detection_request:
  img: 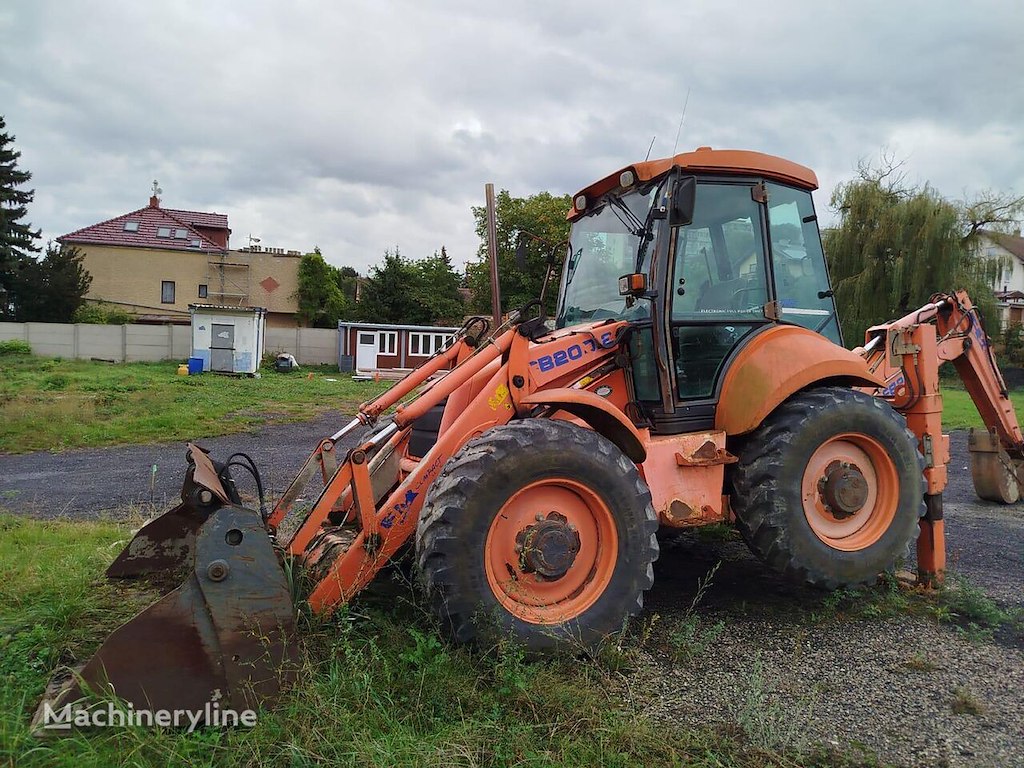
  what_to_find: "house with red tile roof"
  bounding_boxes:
[979,229,1024,326]
[58,194,302,327]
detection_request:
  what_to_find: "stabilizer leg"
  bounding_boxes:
[917,493,945,587]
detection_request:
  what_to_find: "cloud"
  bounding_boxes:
[1,0,1021,274]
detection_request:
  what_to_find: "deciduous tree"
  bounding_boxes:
[467,190,572,316]
[824,158,1011,344]
[295,248,354,328]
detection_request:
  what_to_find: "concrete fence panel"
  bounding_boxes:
[265,327,337,366]
[25,322,76,358]
[172,326,191,359]
[76,324,123,361]
[1,321,341,367]
[0,322,28,343]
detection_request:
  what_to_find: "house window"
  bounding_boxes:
[377,331,397,356]
[161,281,175,304]
[174,228,188,239]
[123,221,139,232]
[157,227,171,238]
[408,332,454,356]
[189,239,201,248]
[198,284,208,299]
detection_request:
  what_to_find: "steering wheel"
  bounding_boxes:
[731,286,763,312]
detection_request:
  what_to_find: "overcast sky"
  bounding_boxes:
[2,1,1022,273]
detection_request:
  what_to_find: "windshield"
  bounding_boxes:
[555,182,662,329]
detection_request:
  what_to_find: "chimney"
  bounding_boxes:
[149,195,160,208]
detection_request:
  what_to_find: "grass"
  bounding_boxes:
[939,386,1024,430]
[0,355,389,454]
[0,355,1017,455]
[0,513,882,768]
[950,687,986,716]
[804,571,1020,642]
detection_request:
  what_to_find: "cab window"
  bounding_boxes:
[672,184,768,321]
[767,183,841,343]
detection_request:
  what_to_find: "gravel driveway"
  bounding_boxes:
[1,425,1021,766]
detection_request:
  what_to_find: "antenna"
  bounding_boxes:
[671,88,691,156]
[644,135,656,162]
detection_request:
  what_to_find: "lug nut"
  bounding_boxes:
[535,513,545,522]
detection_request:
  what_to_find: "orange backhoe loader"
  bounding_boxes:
[37,147,1024,726]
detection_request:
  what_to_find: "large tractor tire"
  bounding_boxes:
[416,419,659,650]
[730,387,925,589]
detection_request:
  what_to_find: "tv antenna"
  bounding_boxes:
[644,135,657,161]
[671,88,691,156]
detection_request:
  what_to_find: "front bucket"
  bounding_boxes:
[33,449,297,732]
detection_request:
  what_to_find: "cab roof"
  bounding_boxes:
[568,147,818,220]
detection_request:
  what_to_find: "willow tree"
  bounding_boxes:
[824,164,1006,346]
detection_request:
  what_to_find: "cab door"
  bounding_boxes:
[667,182,772,408]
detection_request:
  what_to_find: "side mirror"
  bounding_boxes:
[515,238,528,270]
[618,273,647,297]
[669,174,696,227]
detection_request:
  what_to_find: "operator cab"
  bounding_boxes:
[558,147,841,434]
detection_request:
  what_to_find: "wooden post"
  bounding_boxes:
[485,183,501,329]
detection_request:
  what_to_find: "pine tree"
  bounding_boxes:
[0,115,41,315]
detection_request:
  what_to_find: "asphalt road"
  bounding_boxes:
[1,424,1020,611]
[0,410,366,518]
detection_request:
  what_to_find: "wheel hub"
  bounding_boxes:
[817,460,869,518]
[516,512,581,580]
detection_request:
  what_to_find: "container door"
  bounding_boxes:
[211,323,235,372]
[356,332,377,371]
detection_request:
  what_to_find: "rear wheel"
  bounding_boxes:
[416,419,658,650]
[730,387,925,588]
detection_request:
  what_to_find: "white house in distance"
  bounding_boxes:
[978,229,1024,327]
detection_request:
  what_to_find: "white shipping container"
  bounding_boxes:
[189,305,267,374]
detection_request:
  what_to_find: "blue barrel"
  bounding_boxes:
[187,357,204,375]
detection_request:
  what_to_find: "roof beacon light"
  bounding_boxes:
[573,194,587,212]
[619,170,635,188]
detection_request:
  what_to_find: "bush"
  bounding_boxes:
[1002,323,1024,366]
[72,303,133,325]
[0,339,31,356]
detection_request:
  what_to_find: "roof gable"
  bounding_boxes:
[58,205,225,252]
[980,229,1024,262]
[163,207,229,230]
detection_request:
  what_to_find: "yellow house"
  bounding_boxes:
[58,195,302,328]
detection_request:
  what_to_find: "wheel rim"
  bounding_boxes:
[484,478,618,624]
[800,433,899,551]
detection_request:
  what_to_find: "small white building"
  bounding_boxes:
[189,304,267,374]
[337,321,459,373]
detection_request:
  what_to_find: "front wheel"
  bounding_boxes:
[730,387,925,588]
[415,419,659,650]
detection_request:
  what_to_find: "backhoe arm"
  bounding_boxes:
[857,290,1024,583]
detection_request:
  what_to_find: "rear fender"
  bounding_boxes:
[716,326,884,436]
[518,387,647,463]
